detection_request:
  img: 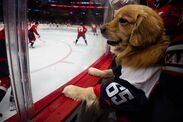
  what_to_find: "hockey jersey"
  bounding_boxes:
[91,24,97,31]
[93,59,161,121]
[77,26,87,36]
[28,24,39,42]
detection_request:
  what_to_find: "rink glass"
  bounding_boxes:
[27,0,111,104]
[1,0,112,121]
[1,0,31,121]
[1,0,139,121]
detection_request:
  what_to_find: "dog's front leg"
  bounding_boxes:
[88,67,114,78]
[63,85,98,106]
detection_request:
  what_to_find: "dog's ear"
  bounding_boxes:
[129,13,147,47]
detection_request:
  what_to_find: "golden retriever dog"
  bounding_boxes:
[63,4,169,119]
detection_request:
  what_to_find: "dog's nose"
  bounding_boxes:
[100,26,106,33]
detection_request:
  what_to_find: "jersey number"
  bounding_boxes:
[106,82,134,105]
[78,27,84,32]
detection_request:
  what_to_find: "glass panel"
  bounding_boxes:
[0,1,17,121]
[2,0,33,121]
[27,0,109,103]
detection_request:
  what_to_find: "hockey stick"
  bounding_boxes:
[37,37,46,43]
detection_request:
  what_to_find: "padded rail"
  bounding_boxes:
[5,54,113,122]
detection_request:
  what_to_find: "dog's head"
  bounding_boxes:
[101,5,167,68]
[101,4,164,47]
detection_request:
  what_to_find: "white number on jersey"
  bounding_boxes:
[78,27,84,32]
[106,82,134,105]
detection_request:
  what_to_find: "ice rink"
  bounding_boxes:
[0,25,107,121]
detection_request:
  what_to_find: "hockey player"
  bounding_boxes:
[91,24,98,36]
[28,21,40,48]
[75,23,88,45]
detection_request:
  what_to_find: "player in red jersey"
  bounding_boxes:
[75,23,88,45]
[91,24,98,36]
[28,21,40,48]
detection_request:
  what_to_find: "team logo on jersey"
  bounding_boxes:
[105,82,134,105]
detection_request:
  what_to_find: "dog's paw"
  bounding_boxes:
[88,67,102,77]
[62,85,79,100]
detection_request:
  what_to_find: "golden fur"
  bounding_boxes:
[102,5,167,69]
[63,5,169,109]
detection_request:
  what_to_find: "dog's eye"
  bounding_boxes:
[119,18,128,25]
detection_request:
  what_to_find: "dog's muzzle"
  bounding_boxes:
[107,40,122,46]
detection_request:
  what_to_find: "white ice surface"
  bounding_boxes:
[0,27,107,121]
[30,28,107,102]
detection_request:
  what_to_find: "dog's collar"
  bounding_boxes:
[107,40,122,46]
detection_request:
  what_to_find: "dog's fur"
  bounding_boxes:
[63,4,169,112]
